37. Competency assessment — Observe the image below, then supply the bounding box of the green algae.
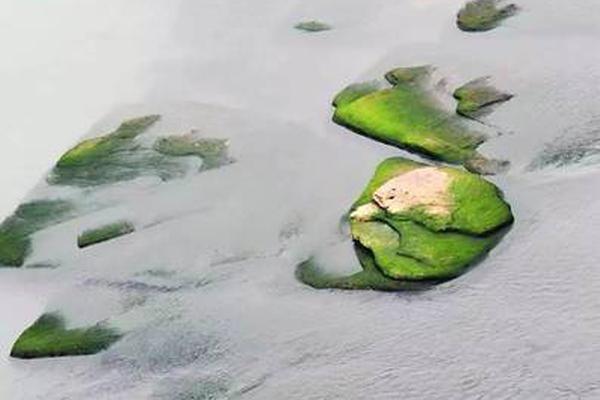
[56,115,160,168]
[297,158,513,289]
[457,0,519,32]
[10,313,121,359]
[48,115,192,187]
[78,220,135,249]
[333,67,487,167]
[154,134,232,171]
[454,77,513,119]
[294,20,332,33]
[49,115,234,187]
[0,200,74,267]
[332,81,383,108]
[353,158,513,235]
[349,158,512,281]
[296,244,425,291]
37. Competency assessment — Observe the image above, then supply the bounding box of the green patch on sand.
[332,66,497,172]
[297,158,513,289]
[453,77,513,119]
[457,0,519,32]
[0,200,73,267]
[78,220,135,248]
[294,20,332,33]
[10,313,121,359]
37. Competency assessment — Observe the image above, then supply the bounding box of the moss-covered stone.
[0,200,74,267]
[297,158,513,289]
[457,0,519,32]
[77,220,135,249]
[296,244,426,291]
[294,21,332,33]
[332,67,492,169]
[154,133,233,171]
[10,313,121,359]
[454,77,513,119]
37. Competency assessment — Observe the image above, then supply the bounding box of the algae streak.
[78,220,135,249]
[10,313,121,359]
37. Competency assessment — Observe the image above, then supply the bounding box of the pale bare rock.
[349,203,381,222]
[372,167,453,216]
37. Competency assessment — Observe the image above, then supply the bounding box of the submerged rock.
[154,132,233,171]
[384,65,434,86]
[10,312,121,359]
[332,66,499,172]
[0,200,74,267]
[453,77,513,119]
[294,20,332,33]
[529,127,600,170]
[297,158,513,289]
[457,0,519,32]
[78,220,136,249]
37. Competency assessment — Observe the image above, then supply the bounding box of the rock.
[384,65,434,86]
[297,158,513,288]
[457,0,519,32]
[332,67,490,168]
[296,244,425,291]
[78,220,136,249]
[10,312,121,359]
[294,20,332,33]
[332,81,383,108]
[465,154,510,175]
[453,77,514,119]
[0,200,74,267]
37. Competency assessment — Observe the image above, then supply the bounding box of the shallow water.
[1,0,600,399]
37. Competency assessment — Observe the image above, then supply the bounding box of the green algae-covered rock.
[332,67,491,170]
[457,0,519,32]
[154,133,232,171]
[297,158,513,289]
[454,77,513,119]
[0,200,74,267]
[77,220,135,249]
[49,115,185,187]
[294,20,332,33]
[296,244,424,292]
[49,115,234,187]
[10,313,121,359]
